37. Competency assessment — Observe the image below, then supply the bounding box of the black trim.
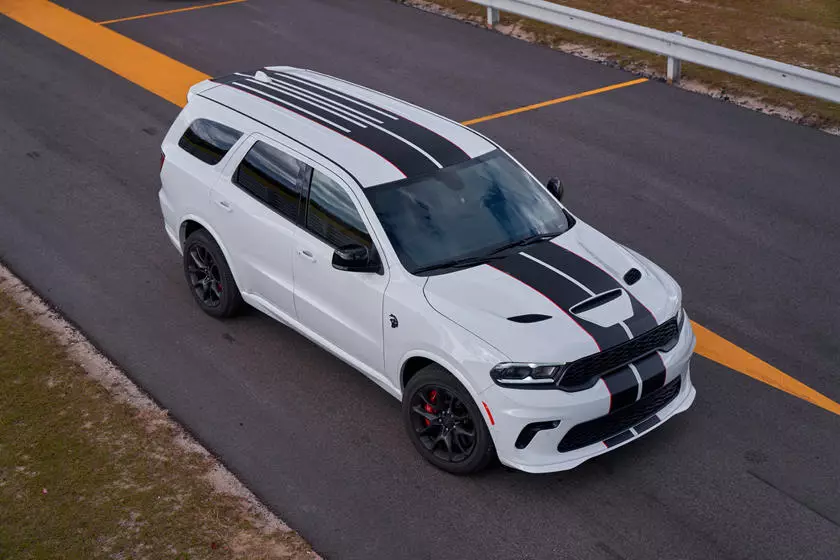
[514,420,561,449]
[296,164,313,226]
[604,430,634,448]
[507,314,552,323]
[633,414,660,434]
[601,366,638,412]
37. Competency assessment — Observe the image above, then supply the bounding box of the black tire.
[402,365,496,475]
[183,229,243,318]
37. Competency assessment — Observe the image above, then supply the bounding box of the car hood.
[423,221,681,363]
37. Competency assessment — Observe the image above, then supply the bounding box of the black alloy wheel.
[402,365,495,474]
[187,244,223,308]
[409,386,477,463]
[183,229,243,318]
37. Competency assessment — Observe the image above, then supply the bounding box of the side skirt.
[241,292,402,400]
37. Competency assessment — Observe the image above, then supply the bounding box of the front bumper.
[479,315,696,473]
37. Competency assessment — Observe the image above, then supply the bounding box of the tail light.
[160,152,165,171]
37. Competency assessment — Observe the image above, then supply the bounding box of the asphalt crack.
[747,470,839,529]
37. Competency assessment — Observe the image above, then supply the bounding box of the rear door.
[160,114,244,243]
[210,133,309,320]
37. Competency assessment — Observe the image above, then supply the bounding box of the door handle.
[297,249,316,262]
[215,199,233,212]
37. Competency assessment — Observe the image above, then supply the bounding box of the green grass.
[0,290,312,559]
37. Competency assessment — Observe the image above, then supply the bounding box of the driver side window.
[305,170,372,249]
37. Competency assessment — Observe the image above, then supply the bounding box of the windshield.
[365,150,571,274]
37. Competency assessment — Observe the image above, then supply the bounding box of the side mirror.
[546,177,564,202]
[332,244,381,274]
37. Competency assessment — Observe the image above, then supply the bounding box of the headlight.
[490,362,562,387]
[677,307,686,330]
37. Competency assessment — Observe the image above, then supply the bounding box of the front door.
[293,168,389,373]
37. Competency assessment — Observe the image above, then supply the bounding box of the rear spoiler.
[186,79,219,104]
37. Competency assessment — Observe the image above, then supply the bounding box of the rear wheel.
[183,229,242,318]
[402,365,495,475]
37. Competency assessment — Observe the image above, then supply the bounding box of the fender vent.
[507,314,552,323]
[624,268,642,285]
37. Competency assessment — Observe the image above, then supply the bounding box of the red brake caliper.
[424,390,437,426]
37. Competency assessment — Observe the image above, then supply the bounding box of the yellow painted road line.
[692,321,840,416]
[98,0,247,26]
[0,0,208,107]
[2,0,839,417]
[460,78,648,126]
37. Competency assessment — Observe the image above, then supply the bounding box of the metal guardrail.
[470,0,840,104]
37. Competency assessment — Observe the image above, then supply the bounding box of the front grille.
[558,317,679,391]
[557,377,682,452]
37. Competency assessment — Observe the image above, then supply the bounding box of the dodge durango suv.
[158,66,696,474]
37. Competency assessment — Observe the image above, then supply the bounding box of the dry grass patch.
[0,273,315,560]
[406,0,840,130]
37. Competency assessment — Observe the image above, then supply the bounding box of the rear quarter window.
[177,119,242,165]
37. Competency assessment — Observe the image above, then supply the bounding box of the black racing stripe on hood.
[634,352,667,397]
[490,254,628,351]
[523,241,658,336]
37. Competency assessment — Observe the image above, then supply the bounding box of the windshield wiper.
[413,254,499,274]
[413,232,562,275]
[485,232,562,257]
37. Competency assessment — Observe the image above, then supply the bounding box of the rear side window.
[234,141,304,220]
[306,170,372,248]
[178,119,242,165]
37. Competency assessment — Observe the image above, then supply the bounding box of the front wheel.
[402,365,496,475]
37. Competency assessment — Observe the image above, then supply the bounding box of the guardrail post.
[667,31,683,84]
[486,6,500,27]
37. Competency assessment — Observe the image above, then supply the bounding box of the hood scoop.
[569,289,622,314]
[507,314,552,324]
[570,289,634,327]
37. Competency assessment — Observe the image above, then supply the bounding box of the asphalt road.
[1,1,839,558]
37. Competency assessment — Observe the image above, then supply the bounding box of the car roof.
[197,66,496,187]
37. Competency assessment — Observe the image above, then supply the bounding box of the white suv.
[159,67,696,474]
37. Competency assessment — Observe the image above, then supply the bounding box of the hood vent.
[507,314,552,324]
[624,268,642,285]
[569,289,623,315]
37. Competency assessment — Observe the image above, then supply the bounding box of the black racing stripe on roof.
[524,242,659,337]
[213,75,439,178]
[267,70,472,168]
[195,93,363,190]
[490,253,629,351]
